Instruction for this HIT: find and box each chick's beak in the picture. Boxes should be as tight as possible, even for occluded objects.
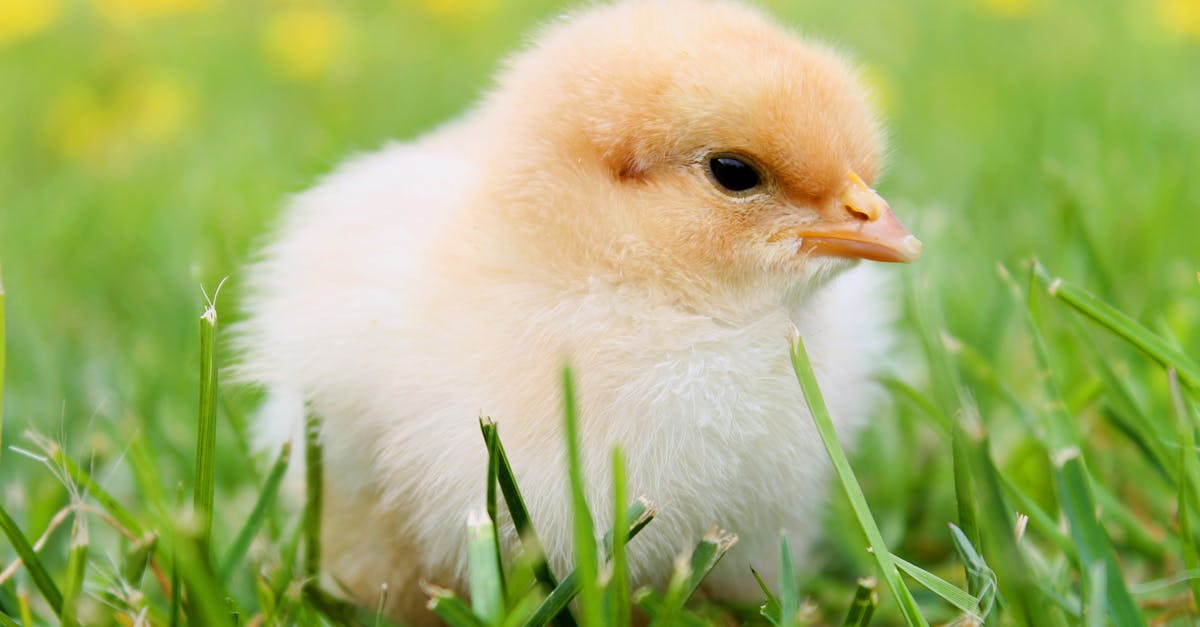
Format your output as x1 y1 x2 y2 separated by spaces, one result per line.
778 171 922 263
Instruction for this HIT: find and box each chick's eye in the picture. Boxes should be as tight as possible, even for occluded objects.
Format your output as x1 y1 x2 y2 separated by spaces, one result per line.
708 156 761 194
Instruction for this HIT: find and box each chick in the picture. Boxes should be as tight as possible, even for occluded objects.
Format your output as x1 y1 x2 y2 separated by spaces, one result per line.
237 0 920 622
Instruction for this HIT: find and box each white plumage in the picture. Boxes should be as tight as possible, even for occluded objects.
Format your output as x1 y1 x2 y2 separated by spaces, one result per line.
237 0 919 622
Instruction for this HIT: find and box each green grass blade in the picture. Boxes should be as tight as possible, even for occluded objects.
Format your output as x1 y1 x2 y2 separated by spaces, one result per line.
123 531 158 586
523 499 654 627
304 412 323 580
60 515 89 627
478 418 570 627
423 583 489 627
682 526 736 604
789 336 929 627
0 501 63 614
651 525 737 621
998 475 1076 560
1037 266 1200 391
892 555 979 617
468 510 505 624
303 580 362 624
632 588 709 627
194 303 219 542
176 523 233 627
950 422 983 583
1089 480 1166 561
220 440 292 581
778 533 798 627
1170 369 1200 611
970 434 1046 625
841 578 878 627
481 419 508 603
750 566 782 626
1015 265 1146 626
876 376 945 432
51 446 143 537
946 524 996 619
656 551 696 623
607 448 631 627
561 366 602 627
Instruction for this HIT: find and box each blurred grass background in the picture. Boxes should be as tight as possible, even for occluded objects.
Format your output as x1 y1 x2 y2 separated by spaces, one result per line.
1 0 1199 623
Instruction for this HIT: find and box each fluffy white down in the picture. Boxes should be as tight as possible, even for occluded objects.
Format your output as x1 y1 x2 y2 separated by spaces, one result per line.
235 126 898 612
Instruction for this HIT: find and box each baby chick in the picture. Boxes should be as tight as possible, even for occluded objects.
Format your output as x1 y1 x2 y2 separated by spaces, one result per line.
237 0 920 622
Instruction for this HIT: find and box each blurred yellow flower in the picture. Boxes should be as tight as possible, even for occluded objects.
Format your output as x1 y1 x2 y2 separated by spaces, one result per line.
976 0 1032 18
413 0 496 19
43 73 193 170
95 0 210 23
1158 0 1200 37
0 0 59 45
262 7 346 81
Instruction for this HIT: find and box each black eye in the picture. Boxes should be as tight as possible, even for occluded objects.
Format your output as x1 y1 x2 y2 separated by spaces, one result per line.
708 155 761 193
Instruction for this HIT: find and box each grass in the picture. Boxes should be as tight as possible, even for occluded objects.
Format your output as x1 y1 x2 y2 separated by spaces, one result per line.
2 0 1200 624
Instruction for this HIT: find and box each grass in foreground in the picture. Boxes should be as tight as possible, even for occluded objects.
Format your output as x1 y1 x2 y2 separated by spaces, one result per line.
1 260 1198 624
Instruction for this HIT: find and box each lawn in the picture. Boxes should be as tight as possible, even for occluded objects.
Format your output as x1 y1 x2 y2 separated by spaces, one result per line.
1 0 1198 624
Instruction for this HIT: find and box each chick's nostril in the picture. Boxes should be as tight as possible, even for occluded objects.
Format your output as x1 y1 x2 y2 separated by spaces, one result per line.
845 204 871 221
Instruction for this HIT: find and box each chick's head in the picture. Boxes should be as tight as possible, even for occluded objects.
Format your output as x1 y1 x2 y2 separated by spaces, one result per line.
483 0 920 305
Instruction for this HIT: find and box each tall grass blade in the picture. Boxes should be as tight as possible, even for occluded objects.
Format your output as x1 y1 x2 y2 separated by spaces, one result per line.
607 448 630 627
750 566 782 626
1037 266 1200 391
1013 264 1145 626
123 531 158 586
424 583 488 627
0 501 63 614
478 418 570 627
998 476 1075 560
481 419 508 601
892 555 979 616
523 499 654 627
468 510 505 624
778 534 798 627
304 412 323 580
654 551 696 623
951 422 983 580
969 434 1046 625
220 441 292 581
60 515 88 627
946 523 996 619
177 523 233 627
1169 369 1200 611
841 578 877 626
789 336 928 627
194 303 219 542
561 366 602 626
682 526 736 604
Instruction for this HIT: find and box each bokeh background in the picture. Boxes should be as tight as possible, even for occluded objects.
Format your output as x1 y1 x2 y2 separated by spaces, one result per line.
1 0 1198 622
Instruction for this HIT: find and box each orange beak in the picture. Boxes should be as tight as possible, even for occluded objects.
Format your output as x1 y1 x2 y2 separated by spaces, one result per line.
775 171 922 263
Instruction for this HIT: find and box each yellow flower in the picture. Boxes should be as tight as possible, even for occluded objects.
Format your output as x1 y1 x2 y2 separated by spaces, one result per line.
94 0 211 23
262 7 346 81
413 0 496 19
0 0 59 45
976 0 1033 18
43 73 193 170
1158 0 1200 37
